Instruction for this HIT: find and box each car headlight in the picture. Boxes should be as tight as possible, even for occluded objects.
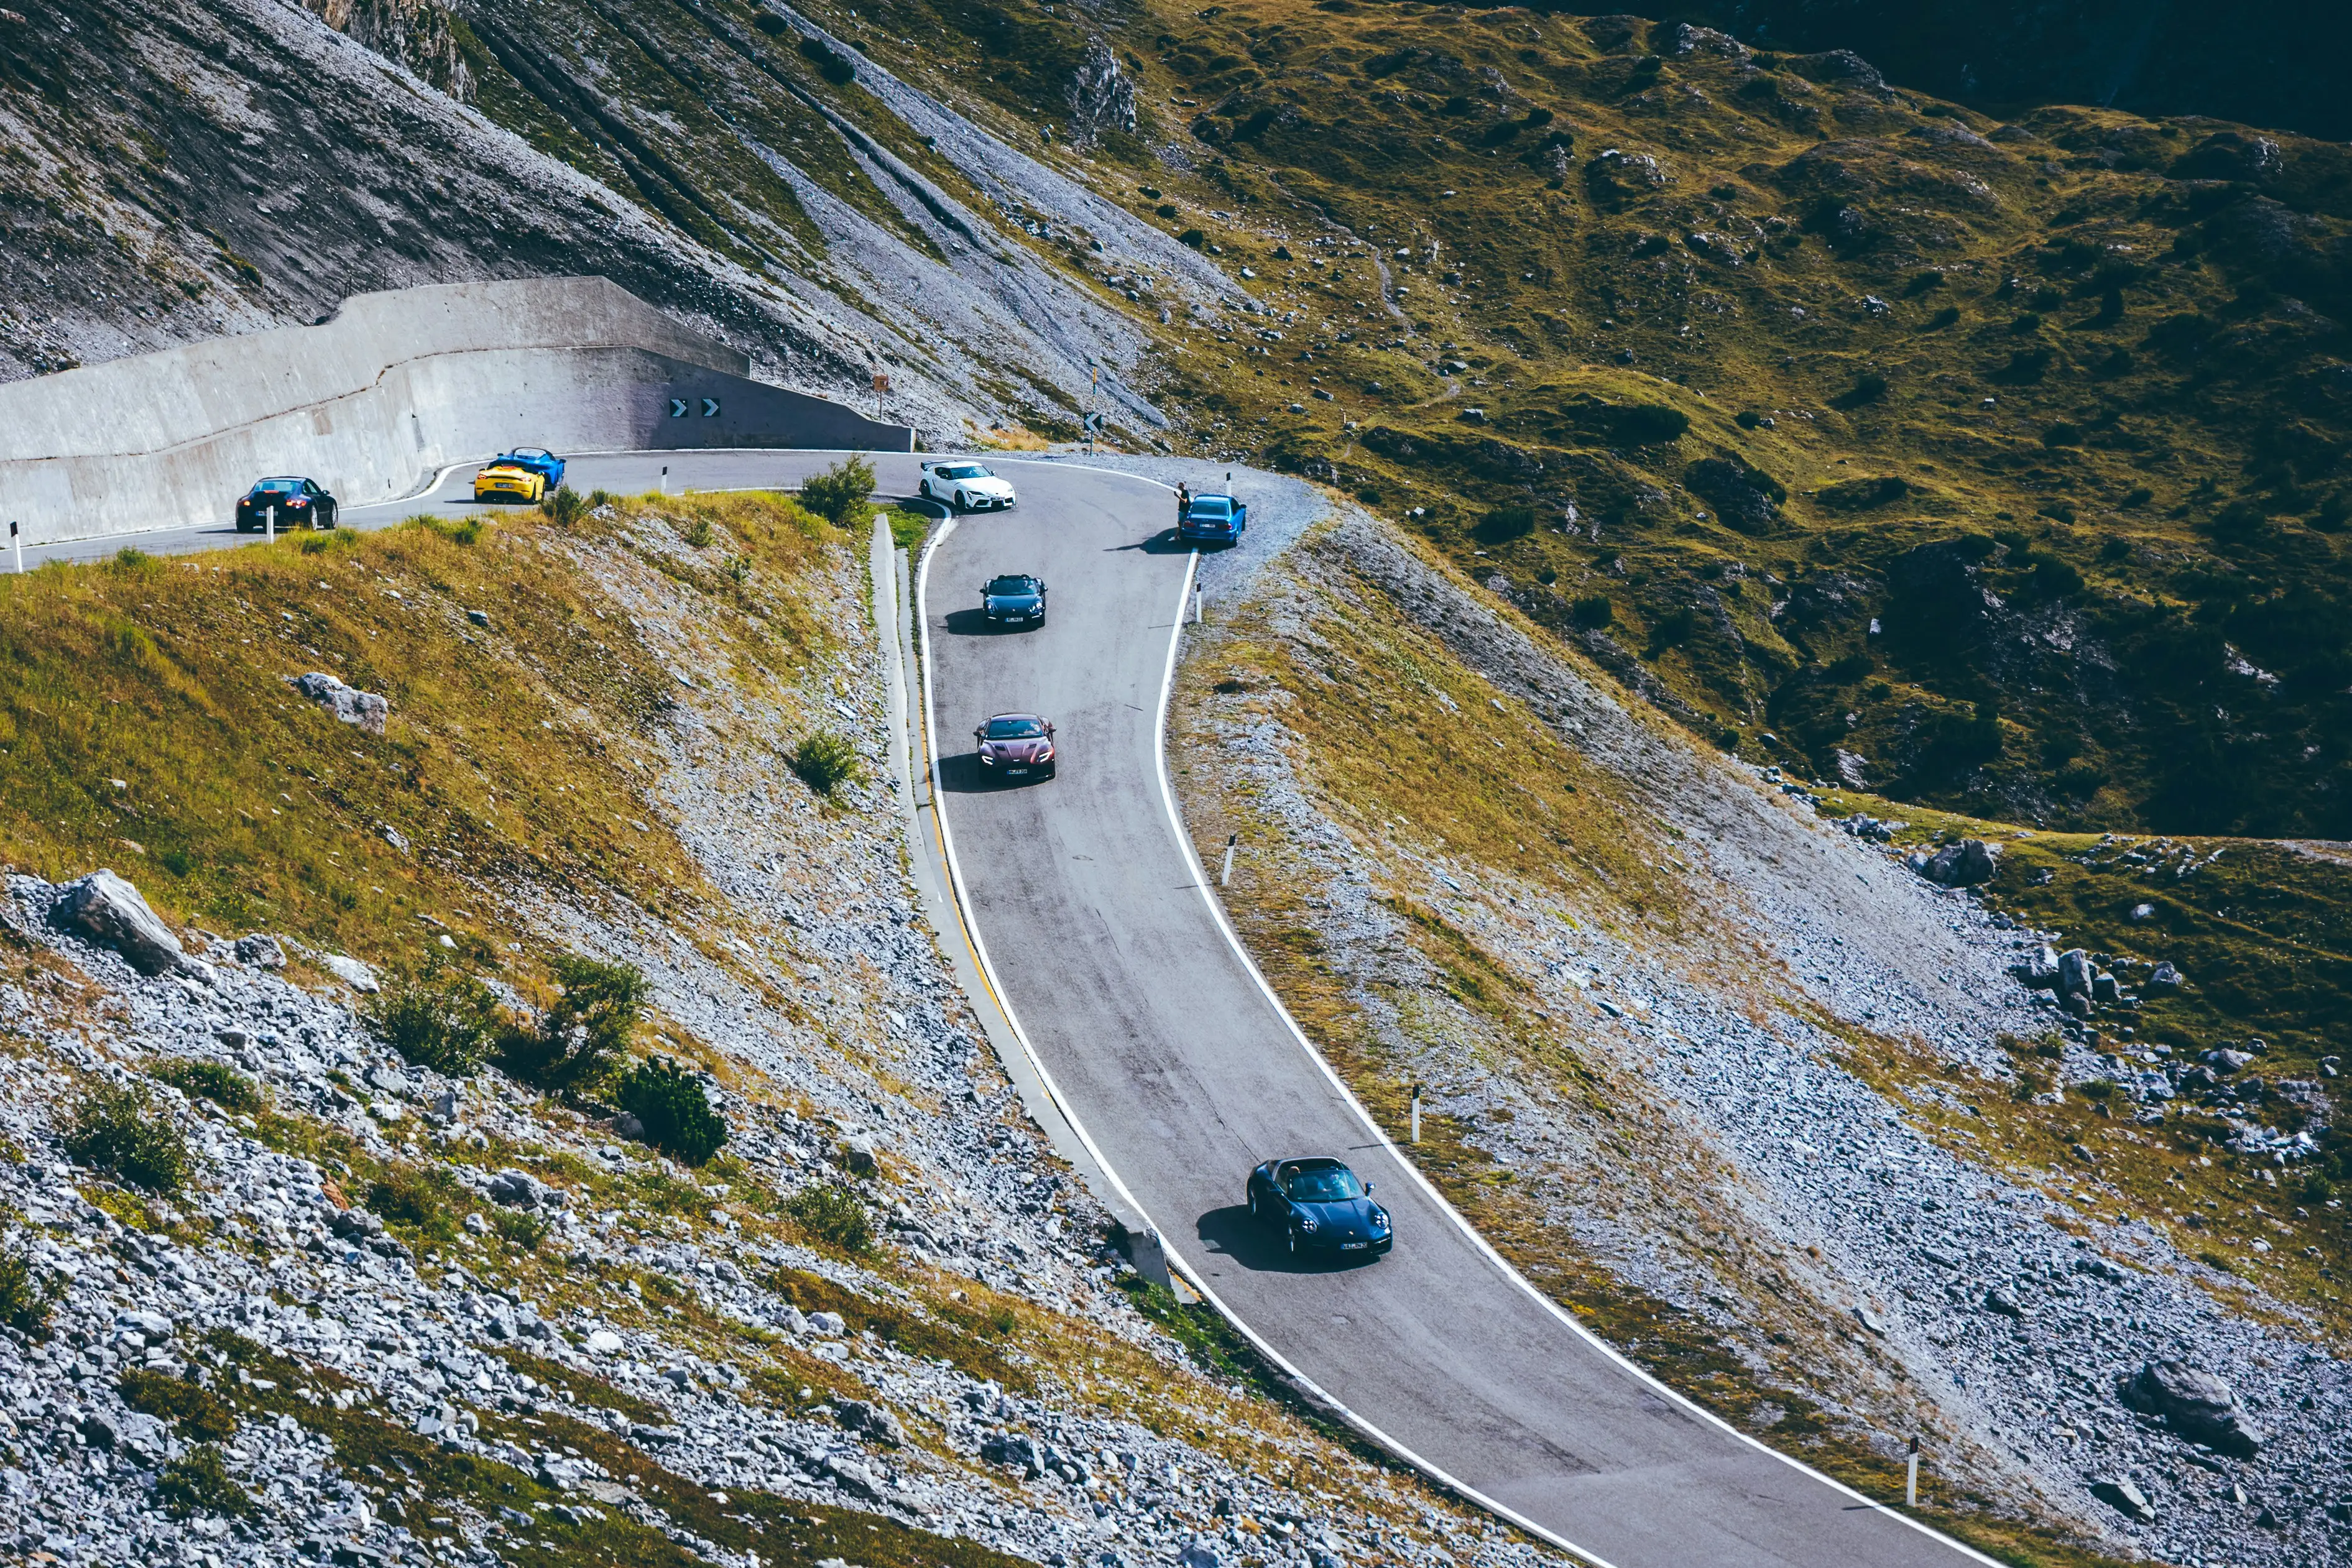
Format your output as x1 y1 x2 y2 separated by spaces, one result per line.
980 753 997 765
1036 747 1054 762
1298 1214 1318 1232
1371 1207 1390 1232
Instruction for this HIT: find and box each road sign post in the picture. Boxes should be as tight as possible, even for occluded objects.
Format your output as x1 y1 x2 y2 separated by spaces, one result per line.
1219 832 1237 887
9 521 19 575
1906 1436 1920 1508
266 504 275 542
1410 1083 1423 1143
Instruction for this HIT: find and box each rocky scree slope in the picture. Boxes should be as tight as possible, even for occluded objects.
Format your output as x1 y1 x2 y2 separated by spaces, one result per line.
1169 504 2352 1566
0 0 1241 443
0 503 1535 1568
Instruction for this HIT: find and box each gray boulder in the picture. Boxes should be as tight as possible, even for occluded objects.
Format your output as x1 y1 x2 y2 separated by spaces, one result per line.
2012 944 2060 988
288 671 389 735
2090 1477 2155 1523
486 1169 549 1207
2091 971 2121 1004
832 1398 906 1447
1921 838 1999 886
2121 1359 2266 1456
1982 1287 2024 1319
2055 948 2095 998
50 870 206 979
234 933 286 968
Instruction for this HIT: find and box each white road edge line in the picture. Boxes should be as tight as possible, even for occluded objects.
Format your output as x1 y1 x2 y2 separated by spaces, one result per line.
916 500 1615 1566
1141 533 2006 1563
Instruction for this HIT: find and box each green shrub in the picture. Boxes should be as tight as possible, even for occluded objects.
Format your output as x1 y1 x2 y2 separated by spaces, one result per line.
154 1444 253 1519
63 1082 190 1192
792 731 863 795
1570 594 1614 629
367 970 502 1076
0 1244 64 1338
2299 1172 2335 1204
798 34 857 83
1473 504 1535 542
149 1058 260 1114
540 486 588 527
799 454 877 528
367 1164 458 1237
680 514 714 548
492 1207 551 1254
588 488 616 508
119 1368 238 1441
498 954 647 1092
2078 1079 2118 1101
617 1056 729 1166
786 1183 872 1253
1604 403 1689 444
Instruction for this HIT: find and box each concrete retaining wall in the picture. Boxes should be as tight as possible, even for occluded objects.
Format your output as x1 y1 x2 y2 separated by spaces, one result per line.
0 277 914 544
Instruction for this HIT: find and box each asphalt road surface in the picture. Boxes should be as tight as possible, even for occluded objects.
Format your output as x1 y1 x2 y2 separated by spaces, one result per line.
57 451 1982 1566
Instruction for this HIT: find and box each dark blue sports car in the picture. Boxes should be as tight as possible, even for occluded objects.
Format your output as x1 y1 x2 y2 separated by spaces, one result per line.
981 573 1046 626
1247 1156 1391 1258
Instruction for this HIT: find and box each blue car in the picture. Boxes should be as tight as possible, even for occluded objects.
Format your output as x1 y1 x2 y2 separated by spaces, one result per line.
1247 1156 1391 1258
491 447 565 487
1178 490 1247 545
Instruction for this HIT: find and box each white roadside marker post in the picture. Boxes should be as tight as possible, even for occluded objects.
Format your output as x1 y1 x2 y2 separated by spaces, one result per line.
1906 1436 1920 1508
266 504 276 542
660 465 670 497
1219 832 1237 887
1410 1083 1423 1144
1194 586 1204 625
9 521 19 574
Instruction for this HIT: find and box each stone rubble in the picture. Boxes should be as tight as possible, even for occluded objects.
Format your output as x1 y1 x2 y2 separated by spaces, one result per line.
1176 506 2352 1565
0 520 1554 1568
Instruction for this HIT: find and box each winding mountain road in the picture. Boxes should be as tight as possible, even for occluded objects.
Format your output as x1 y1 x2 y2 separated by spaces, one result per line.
63 451 1985 1567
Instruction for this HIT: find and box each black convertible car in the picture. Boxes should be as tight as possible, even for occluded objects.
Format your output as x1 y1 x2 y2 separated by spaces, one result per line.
236 476 338 532
1246 1156 1392 1258
980 573 1046 626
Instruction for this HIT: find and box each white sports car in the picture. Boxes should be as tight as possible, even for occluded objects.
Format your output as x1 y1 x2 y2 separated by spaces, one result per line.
920 461 1017 512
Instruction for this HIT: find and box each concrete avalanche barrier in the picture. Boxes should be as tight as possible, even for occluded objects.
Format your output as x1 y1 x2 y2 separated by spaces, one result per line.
0 275 915 544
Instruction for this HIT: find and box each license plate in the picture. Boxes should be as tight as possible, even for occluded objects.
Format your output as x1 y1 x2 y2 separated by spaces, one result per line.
1005 767 1029 776
1340 1242 1367 1250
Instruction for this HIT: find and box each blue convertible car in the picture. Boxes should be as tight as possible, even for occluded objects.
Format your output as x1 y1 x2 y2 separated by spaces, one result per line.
1246 1156 1392 1258
490 447 566 488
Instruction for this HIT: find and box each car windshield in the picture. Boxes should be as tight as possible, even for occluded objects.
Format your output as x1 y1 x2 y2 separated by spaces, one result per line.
1280 1163 1363 1202
984 716 1046 740
252 478 302 494
986 576 1038 595
511 449 548 459
1189 496 1232 516
938 464 990 479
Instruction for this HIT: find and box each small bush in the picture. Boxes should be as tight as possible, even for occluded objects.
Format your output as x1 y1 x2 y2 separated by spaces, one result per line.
1178 228 1206 248
798 34 857 84
1604 402 1689 444
1833 370 1888 407
498 954 647 1093
149 1058 260 1114
367 970 502 1076
296 528 358 555
1570 594 1614 629
119 1368 238 1441
155 1444 253 1519
786 1183 872 1254
0 1244 64 1338
680 514 714 548
792 731 863 795
799 454 877 528
1474 504 1535 542
63 1082 190 1193
2079 1079 2118 1101
110 547 157 571
492 1207 551 1254
367 1164 457 1237
588 488 616 507
617 1055 729 1165
1925 305 1961 330
1155 202 1179 219
541 486 588 527
2299 1172 2335 1204
2043 422 2083 448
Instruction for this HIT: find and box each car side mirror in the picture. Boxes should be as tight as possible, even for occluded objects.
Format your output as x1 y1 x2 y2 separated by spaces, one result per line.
1046 723 1055 734
972 727 984 740
1363 1183 1375 1194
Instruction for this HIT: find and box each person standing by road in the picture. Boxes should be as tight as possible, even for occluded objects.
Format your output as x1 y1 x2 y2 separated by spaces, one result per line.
1175 482 1191 526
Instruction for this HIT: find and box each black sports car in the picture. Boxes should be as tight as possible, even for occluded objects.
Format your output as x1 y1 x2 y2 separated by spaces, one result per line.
981 573 1046 626
236 476 338 532
1246 1156 1392 1258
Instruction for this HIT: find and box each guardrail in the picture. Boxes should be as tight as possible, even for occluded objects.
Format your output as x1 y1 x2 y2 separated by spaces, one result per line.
0 276 915 545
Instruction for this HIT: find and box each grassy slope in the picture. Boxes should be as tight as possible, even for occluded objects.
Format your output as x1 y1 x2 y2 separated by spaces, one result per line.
0 500 1513 1557
831 0 2352 837
1171 515 2147 1567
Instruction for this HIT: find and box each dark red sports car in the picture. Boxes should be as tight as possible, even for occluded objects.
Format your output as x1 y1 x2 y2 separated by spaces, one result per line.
974 713 1055 782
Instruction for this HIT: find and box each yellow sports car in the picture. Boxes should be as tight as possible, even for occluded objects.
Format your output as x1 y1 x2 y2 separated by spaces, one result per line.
472 461 546 503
